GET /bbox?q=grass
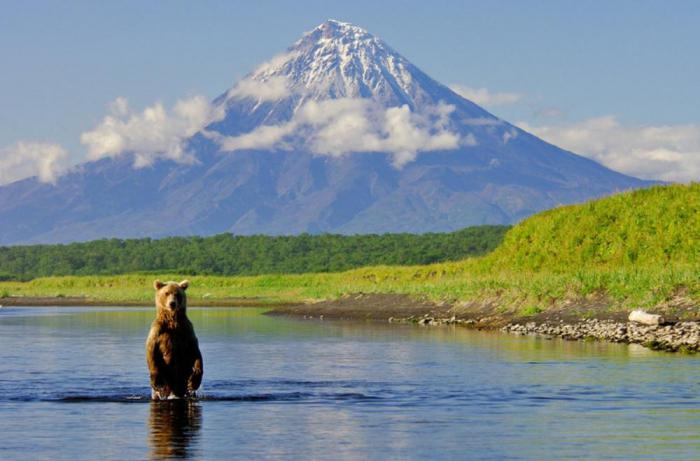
[0,263,697,315]
[1,183,698,317]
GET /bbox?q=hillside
[486,183,699,270]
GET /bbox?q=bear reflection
[149,400,202,460]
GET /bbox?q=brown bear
[146,280,203,400]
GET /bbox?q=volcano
[0,20,651,244]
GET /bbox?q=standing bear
[146,280,203,399]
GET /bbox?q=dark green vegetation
[0,226,508,280]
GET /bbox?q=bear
[146,280,203,400]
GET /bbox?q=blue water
[1,306,700,460]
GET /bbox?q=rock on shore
[501,319,700,353]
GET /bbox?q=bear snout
[169,300,177,308]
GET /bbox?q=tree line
[0,226,509,280]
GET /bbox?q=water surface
[1,306,700,460]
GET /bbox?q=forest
[0,226,509,280]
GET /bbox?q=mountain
[0,20,652,245]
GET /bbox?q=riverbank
[1,263,697,312]
[3,289,700,352]
[272,293,700,353]
[501,319,700,353]
[0,295,290,307]
[1,263,697,320]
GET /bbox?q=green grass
[1,184,698,317]
[489,183,699,271]
[1,263,696,315]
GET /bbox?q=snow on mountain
[210,20,501,166]
[232,20,441,106]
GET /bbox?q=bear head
[154,280,189,316]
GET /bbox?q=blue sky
[1,0,699,182]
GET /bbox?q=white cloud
[449,84,523,107]
[217,99,463,167]
[217,123,296,152]
[518,116,700,182]
[252,50,300,76]
[463,133,478,147]
[80,95,225,168]
[502,128,518,144]
[0,141,70,186]
[109,96,129,117]
[226,76,290,102]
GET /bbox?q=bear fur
[146,280,203,399]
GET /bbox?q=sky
[1,0,699,184]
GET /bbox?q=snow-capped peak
[227,20,446,109]
[217,19,496,137]
[306,19,372,40]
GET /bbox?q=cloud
[502,128,518,144]
[217,123,296,152]
[217,99,464,167]
[80,95,225,168]
[518,116,700,182]
[0,141,70,186]
[226,76,290,102]
[252,50,300,76]
[449,84,523,107]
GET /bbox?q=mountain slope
[0,20,652,244]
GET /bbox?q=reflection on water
[2,307,700,460]
[149,400,201,460]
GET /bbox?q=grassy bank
[1,184,698,318]
[0,264,697,314]
[0,263,697,316]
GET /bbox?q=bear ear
[179,280,189,291]
[154,280,165,290]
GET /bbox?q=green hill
[488,183,699,271]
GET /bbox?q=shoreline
[501,320,700,353]
[270,294,700,353]
[3,293,700,353]
[0,296,292,308]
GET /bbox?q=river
[1,306,699,460]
